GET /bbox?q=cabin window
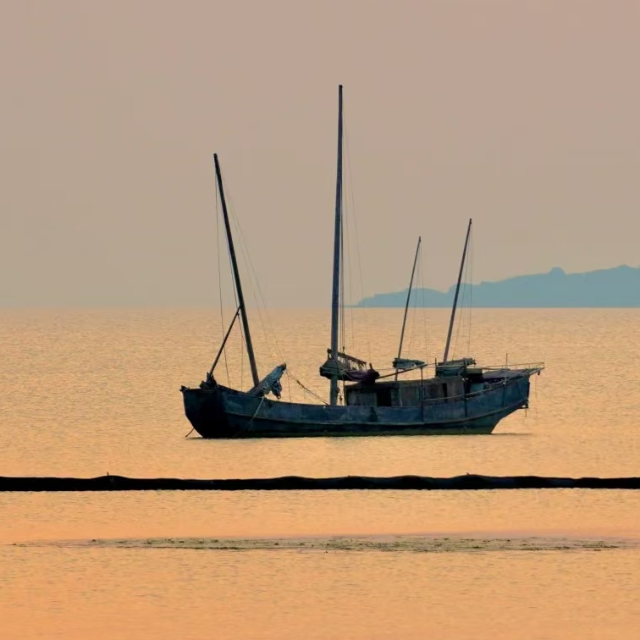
[376,388,392,407]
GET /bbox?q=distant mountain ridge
[357,265,640,308]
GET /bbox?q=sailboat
[180,86,544,438]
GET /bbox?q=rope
[343,173,355,353]
[239,322,245,389]
[344,117,371,363]
[340,116,356,351]
[246,395,266,428]
[419,249,429,362]
[224,187,292,395]
[406,244,422,358]
[286,371,329,405]
[220,175,296,399]
[340,188,346,353]
[220,189,243,389]
[453,227,473,359]
[467,232,474,356]
[222,195,244,389]
[215,176,231,386]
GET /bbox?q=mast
[443,218,472,363]
[213,153,260,387]
[329,85,344,406]
[395,236,422,380]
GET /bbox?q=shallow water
[2,308,640,639]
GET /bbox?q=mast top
[443,218,473,363]
[213,152,260,388]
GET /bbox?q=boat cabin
[345,376,466,408]
[342,357,491,408]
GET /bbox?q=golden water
[1,308,640,639]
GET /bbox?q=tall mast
[395,236,422,380]
[443,218,472,363]
[213,153,260,387]
[329,85,344,406]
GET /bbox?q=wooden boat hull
[181,374,532,438]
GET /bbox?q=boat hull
[181,375,532,438]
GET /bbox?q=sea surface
[1,308,640,639]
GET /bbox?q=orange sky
[1,1,639,306]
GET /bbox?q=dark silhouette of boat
[181,86,543,438]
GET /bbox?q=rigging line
[406,269,415,357]
[246,395,266,428]
[340,108,348,355]
[226,189,286,367]
[211,164,301,403]
[349,201,357,353]
[341,170,348,351]
[223,200,242,314]
[456,262,469,358]
[225,198,289,392]
[222,179,304,405]
[223,188,264,319]
[453,258,468,359]
[340,184,346,355]
[458,241,471,358]
[239,311,245,389]
[464,232,473,352]
[221,194,244,389]
[286,370,329,405]
[454,237,472,358]
[342,156,356,354]
[419,248,429,360]
[226,198,268,346]
[467,231,474,356]
[226,191,323,404]
[414,247,425,358]
[343,109,371,362]
[408,239,425,359]
[215,174,231,386]
[413,248,420,357]
[346,123,356,355]
[408,247,420,356]
[455,228,475,359]
[226,222,242,385]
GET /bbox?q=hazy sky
[2,1,640,306]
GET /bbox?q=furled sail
[392,357,426,371]
[436,357,476,377]
[320,350,380,384]
[248,363,287,399]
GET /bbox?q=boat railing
[481,362,545,374]
[379,360,544,381]
[418,363,544,406]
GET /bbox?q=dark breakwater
[2,474,640,492]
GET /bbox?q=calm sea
[1,308,640,639]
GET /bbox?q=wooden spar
[395,236,422,380]
[213,154,260,387]
[209,307,241,376]
[329,85,344,406]
[443,218,472,363]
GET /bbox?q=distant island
[357,265,640,308]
